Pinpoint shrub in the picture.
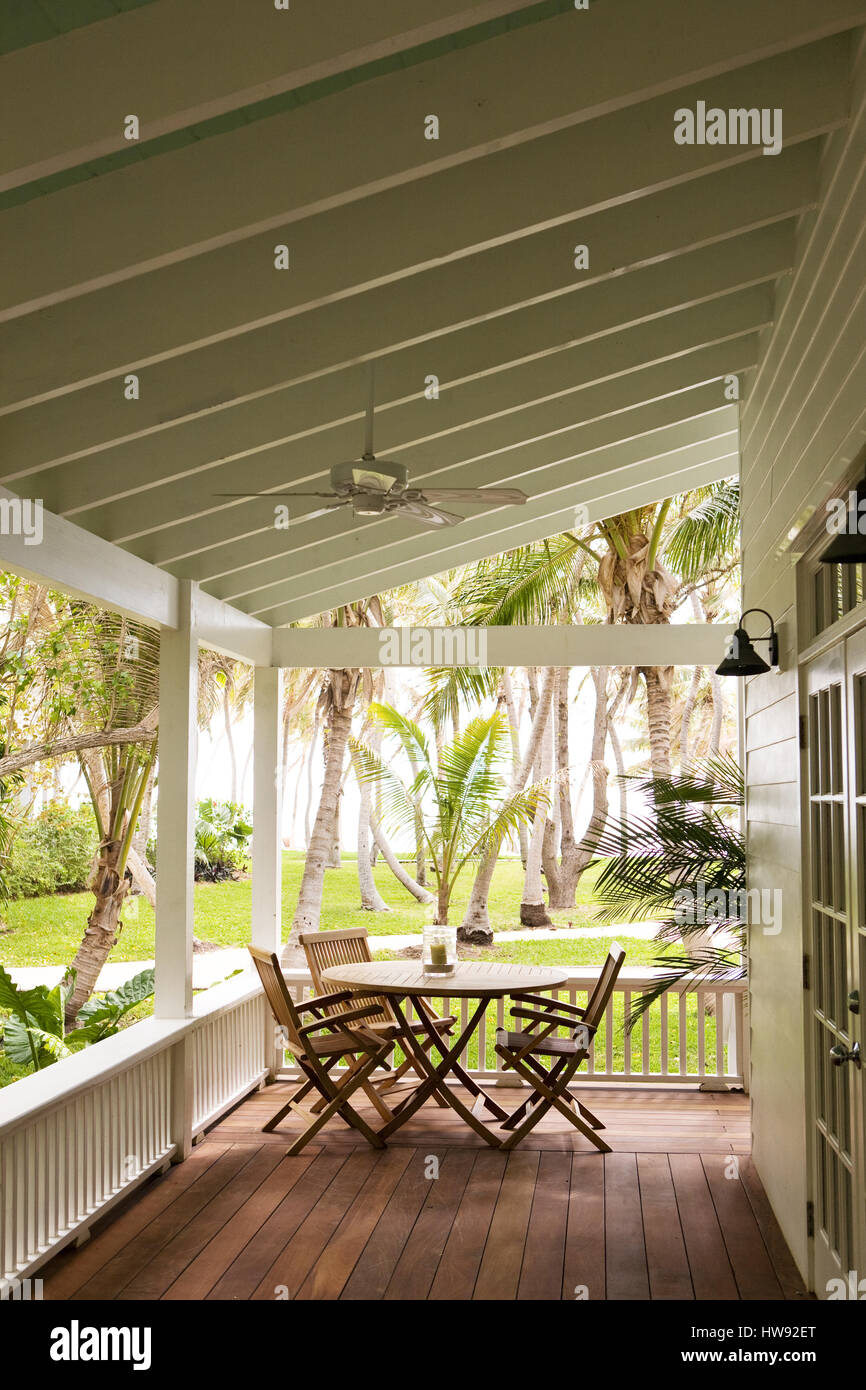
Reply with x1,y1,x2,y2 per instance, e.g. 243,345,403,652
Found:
5,801,96,900
194,799,253,882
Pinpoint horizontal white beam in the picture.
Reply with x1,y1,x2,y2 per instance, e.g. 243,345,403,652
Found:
272,624,736,669
3,144,815,480
0,487,178,628
4,0,859,318
0,489,272,660
191,588,272,666
0,41,846,409
0,0,534,189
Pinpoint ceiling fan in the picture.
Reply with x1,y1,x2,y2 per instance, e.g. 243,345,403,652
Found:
215,364,528,529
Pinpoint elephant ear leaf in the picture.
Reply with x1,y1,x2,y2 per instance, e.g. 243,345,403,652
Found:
2,1016,70,1067
0,965,63,1034
75,967,155,1028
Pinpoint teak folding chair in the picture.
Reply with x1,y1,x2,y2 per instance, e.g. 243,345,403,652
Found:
248,946,397,1155
494,943,626,1151
299,927,456,1104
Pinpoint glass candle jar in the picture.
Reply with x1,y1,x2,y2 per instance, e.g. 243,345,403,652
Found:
422,923,457,975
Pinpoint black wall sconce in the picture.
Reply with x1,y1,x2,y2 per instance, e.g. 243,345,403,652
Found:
716,609,779,677
819,473,866,564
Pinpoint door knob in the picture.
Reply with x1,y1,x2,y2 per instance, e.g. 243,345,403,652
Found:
830,1041,861,1068
848,990,860,1015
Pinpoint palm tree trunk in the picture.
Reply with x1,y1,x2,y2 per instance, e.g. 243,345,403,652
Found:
460,666,555,942
65,743,155,1023
65,835,128,1023
407,751,427,886
641,665,674,779
303,710,319,847
502,668,528,865
549,666,610,907
284,671,358,962
521,687,554,928
355,757,389,912
709,670,723,754
679,666,702,767
223,683,238,804
370,817,434,904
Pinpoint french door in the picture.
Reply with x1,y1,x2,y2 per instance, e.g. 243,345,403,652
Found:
805,635,865,1293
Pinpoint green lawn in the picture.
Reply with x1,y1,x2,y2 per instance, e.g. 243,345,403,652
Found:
0,852,610,968
3,853,720,1090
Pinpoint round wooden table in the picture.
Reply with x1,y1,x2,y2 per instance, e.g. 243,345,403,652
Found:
320,961,569,1147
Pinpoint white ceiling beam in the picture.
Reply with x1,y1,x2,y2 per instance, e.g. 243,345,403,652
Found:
271,623,736,670
2,144,815,477
259,446,740,627
0,0,536,189
67,239,785,537
3,0,861,318
0,42,846,410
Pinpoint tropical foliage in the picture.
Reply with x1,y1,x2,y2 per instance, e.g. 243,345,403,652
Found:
590,754,745,1021
352,704,545,925
193,798,253,882
0,964,155,1071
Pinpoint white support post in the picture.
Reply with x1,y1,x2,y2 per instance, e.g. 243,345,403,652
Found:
155,581,198,1159
252,666,283,1076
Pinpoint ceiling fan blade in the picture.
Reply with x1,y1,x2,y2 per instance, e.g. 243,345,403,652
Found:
421,487,528,505
398,499,463,528
212,491,338,499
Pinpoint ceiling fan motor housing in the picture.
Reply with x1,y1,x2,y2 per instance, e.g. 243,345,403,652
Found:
330,459,408,495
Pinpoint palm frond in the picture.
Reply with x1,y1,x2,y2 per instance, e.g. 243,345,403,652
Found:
663,478,740,582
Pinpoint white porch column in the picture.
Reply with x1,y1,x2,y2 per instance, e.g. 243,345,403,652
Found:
155,580,198,1017
252,666,283,1078
251,666,283,952
155,582,198,1159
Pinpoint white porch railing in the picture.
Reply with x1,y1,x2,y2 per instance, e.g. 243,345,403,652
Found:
281,965,749,1089
0,963,746,1290
0,971,270,1293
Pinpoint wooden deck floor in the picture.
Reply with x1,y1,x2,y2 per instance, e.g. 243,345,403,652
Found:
42,1081,807,1301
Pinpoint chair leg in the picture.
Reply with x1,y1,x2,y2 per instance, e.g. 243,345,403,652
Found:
576,1098,605,1130
285,1049,391,1156
494,1049,610,1153
262,1076,316,1132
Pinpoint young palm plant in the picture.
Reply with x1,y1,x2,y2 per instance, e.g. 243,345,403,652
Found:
589,753,745,1025
351,704,545,926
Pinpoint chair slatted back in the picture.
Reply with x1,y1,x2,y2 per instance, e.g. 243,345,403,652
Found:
299,928,395,1027
582,942,626,1033
248,945,308,1055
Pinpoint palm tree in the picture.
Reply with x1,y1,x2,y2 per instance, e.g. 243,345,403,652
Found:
62,610,160,1022
589,754,745,1024
352,705,543,927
